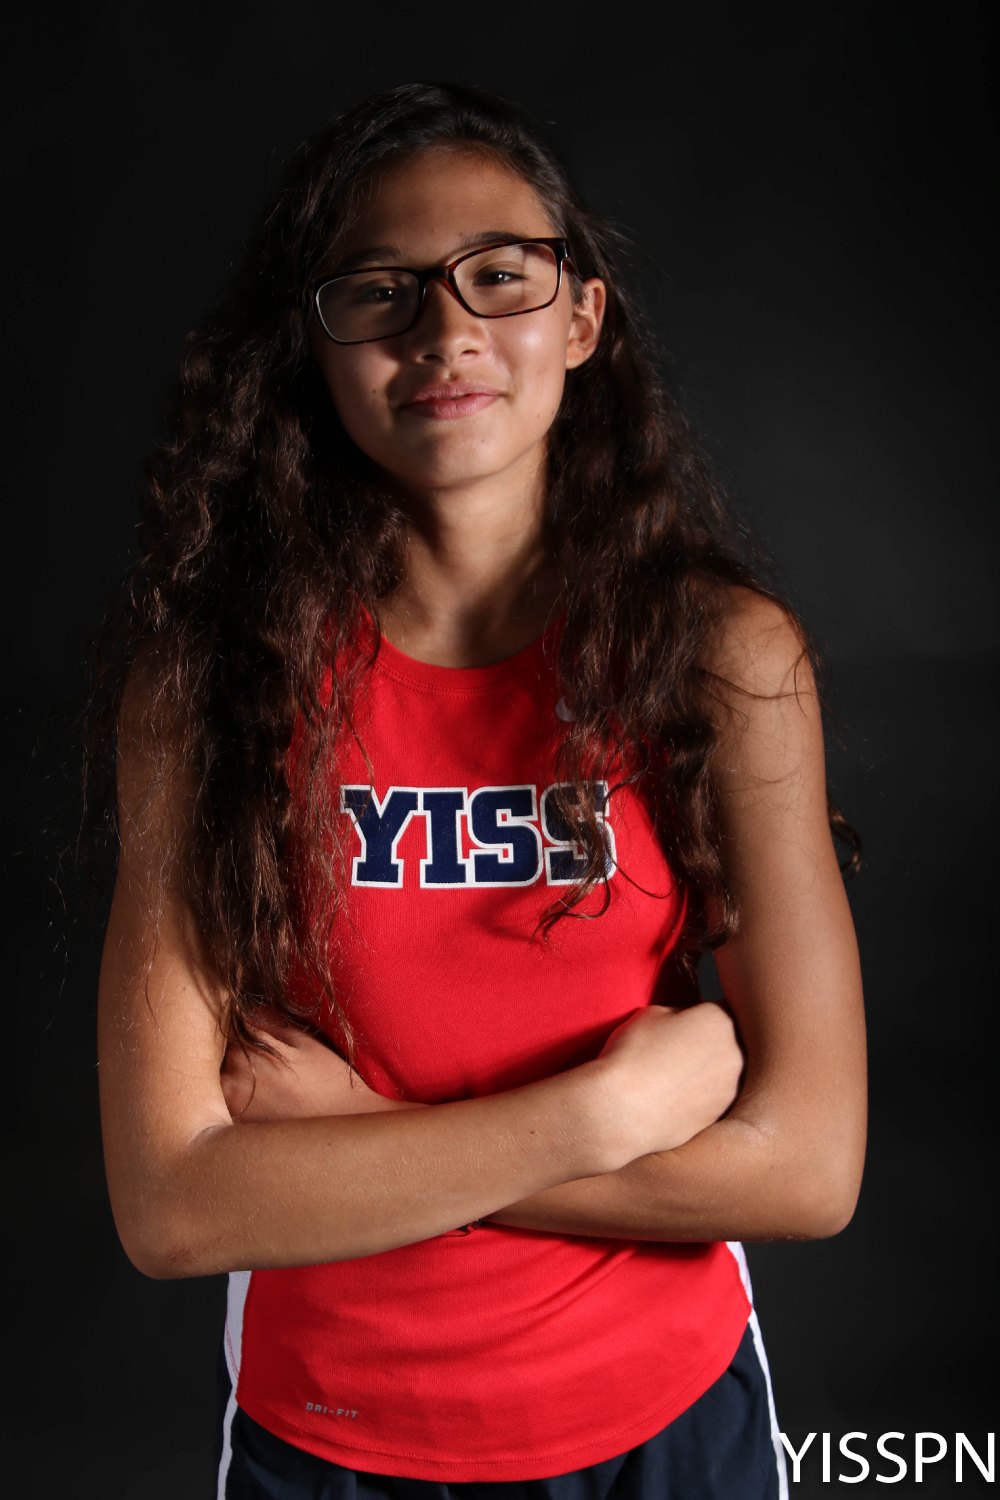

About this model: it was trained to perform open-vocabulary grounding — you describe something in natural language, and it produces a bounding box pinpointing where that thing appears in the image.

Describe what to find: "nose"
[404,276,486,361]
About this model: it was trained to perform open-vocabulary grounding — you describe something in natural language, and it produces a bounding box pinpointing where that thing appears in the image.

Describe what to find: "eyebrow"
[331,230,542,274]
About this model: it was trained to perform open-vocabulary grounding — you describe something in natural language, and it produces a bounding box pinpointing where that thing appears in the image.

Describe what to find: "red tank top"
[231,616,750,1480]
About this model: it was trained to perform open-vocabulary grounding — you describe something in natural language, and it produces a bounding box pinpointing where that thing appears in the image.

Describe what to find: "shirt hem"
[236,1299,751,1482]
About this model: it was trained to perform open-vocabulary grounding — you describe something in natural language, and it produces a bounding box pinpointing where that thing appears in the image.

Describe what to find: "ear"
[565,279,606,370]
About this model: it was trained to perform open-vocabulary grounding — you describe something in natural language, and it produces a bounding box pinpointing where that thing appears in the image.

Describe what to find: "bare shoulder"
[117,646,188,768]
[696,586,827,796]
[99,655,230,1117]
[115,650,196,875]
[701,585,815,701]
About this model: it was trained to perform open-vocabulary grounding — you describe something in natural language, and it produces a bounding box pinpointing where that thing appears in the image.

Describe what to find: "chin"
[385,466,506,498]
[380,446,533,497]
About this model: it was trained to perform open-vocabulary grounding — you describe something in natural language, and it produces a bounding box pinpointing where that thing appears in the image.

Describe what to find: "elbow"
[735,1111,865,1240]
[126,1235,209,1281]
[107,1123,237,1280]
[110,1171,230,1280]
[116,1210,214,1280]
[791,1175,862,1240]
[735,1094,866,1240]
[123,1244,174,1281]
[776,1149,865,1240]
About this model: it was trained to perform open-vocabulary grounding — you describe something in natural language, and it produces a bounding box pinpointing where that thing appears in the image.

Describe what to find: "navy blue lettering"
[541,781,615,883]
[468,786,542,885]
[420,789,469,886]
[341,785,419,886]
[340,782,618,889]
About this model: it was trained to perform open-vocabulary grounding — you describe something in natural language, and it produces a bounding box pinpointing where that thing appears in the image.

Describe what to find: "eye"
[350,277,407,306]
[471,261,525,287]
[458,244,555,305]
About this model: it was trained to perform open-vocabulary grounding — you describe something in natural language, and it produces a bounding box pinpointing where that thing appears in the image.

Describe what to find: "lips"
[400,385,503,420]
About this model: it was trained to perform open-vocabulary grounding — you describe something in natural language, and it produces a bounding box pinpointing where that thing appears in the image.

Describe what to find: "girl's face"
[309,148,605,503]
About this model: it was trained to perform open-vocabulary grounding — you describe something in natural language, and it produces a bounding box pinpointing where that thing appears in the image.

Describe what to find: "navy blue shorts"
[216,1316,786,1499]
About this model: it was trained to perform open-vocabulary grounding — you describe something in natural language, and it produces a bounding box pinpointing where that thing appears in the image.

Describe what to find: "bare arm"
[489,593,867,1240]
[98,679,743,1279]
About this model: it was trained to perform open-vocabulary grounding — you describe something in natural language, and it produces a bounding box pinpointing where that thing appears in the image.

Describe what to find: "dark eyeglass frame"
[312,236,574,345]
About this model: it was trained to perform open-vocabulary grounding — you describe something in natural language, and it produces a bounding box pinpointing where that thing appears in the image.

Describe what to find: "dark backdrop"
[3,3,996,1496]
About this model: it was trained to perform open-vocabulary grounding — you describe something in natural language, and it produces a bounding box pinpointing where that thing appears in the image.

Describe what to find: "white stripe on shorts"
[216,1270,252,1500]
[727,1242,789,1500]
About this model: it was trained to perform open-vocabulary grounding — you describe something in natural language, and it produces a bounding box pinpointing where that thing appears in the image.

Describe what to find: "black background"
[3,3,996,1496]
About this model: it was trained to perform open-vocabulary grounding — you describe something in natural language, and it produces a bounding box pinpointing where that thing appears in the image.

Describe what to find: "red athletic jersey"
[231,617,751,1481]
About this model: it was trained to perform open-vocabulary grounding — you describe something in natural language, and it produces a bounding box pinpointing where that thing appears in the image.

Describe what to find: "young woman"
[92,81,866,1500]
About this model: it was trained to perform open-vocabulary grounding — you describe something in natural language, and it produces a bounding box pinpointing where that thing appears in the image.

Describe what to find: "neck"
[379,469,561,668]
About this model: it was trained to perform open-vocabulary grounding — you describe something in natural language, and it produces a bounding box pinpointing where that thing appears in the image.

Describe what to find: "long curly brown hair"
[85,81,858,1057]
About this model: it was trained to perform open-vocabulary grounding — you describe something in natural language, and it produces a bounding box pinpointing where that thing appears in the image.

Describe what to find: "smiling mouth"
[402,390,502,420]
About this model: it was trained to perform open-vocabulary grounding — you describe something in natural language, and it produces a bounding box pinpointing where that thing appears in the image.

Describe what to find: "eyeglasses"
[313,237,573,345]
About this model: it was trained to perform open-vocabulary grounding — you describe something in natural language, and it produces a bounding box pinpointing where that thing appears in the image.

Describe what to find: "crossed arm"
[98,593,866,1276]
[502,593,867,1241]
[501,604,867,1241]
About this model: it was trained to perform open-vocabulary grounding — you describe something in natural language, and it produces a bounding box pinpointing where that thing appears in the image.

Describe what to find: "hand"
[595,1002,744,1164]
[220,1009,414,1122]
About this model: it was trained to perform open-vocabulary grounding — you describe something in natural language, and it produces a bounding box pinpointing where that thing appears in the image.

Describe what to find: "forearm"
[112,1061,615,1278]
[487,1106,863,1243]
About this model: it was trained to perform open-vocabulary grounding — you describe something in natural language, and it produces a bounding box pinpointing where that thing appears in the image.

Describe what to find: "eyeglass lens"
[317,241,560,343]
